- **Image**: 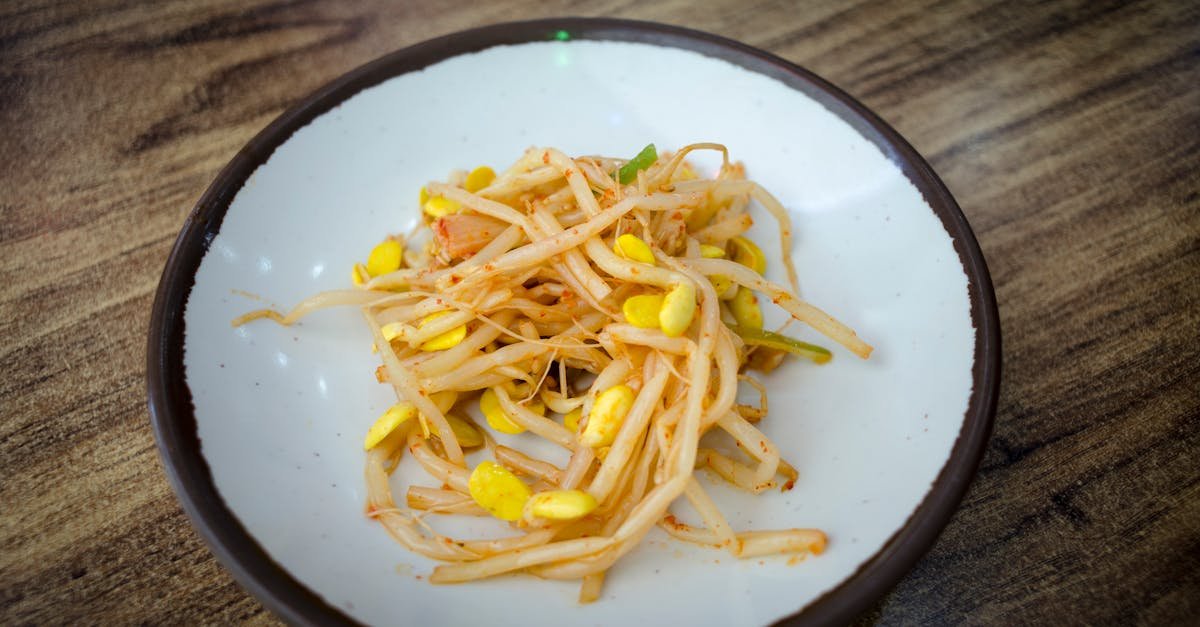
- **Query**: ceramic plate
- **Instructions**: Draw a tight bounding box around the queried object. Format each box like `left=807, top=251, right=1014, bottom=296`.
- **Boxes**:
left=147, top=18, right=999, bottom=627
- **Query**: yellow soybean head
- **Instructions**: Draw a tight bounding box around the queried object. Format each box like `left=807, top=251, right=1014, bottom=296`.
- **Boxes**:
left=581, top=384, right=635, bottom=448
left=730, top=236, right=767, bottom=275
left=622, top=293, right=664, bottom=329
left=710, top=275, right=735, bottom=300
left=685, top=202, right=720, bottom=231
left=503, top=381, right=533, bottom=399
left=525, top=490, right=598, bottom=521
left=381, top=322, right=405, bottom=343
left=464, top=166, right=496, bottom=192
left=468, top=461, right=531, bottom=521
left=351, top=262, right=369, bottom=286
left=659, top=282, right=697, bottom=337
left=730, top=287, right=764, bottom=330
left=419, top=311, right=467, bottom=351
left=613, top=234, right=656, bottom=265
left=699, top=244, right=727, bottom=259
left=433, top=413, right=484, bottom=448
left=564, top=407, right=582, bottom=432
left=423, top=196, right=462, bottom=218
left=479, top=388, right=545, bottom=435
left=480, top=388, right=521, bottom=433
left=366, top=239, right=403, bottom=277
left=363, top=403, right=416, bottom=450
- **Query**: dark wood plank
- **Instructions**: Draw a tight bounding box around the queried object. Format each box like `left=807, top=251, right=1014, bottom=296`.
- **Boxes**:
left=2, top=0, right=1197, bottom=623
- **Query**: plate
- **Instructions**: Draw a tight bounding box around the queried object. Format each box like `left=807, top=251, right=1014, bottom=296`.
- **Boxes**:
left=147, top=18, right=999, bottom=627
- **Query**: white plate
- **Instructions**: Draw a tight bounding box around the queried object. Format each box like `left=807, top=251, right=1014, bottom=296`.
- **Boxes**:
left=148, top=18, right=999, bottom=627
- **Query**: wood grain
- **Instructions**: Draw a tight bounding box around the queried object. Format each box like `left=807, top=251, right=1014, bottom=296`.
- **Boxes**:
left=2, top=0, right=1197, bottom=623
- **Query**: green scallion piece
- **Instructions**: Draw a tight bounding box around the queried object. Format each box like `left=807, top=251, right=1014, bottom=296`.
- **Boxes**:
left=727, top=324, right=833, bottom=364
left=617, top=143, right=657, bottom=184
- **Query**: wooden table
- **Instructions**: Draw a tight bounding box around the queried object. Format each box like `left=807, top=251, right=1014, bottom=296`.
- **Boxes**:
left=3, top=1, right=1197, bottom=623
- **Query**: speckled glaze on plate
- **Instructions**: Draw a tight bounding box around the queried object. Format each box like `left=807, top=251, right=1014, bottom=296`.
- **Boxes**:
left=147, top=18, right=999, bottom=627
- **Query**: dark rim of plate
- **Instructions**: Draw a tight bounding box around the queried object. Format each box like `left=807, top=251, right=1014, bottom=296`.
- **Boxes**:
left=146, top=17, right=1000, bottom=627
